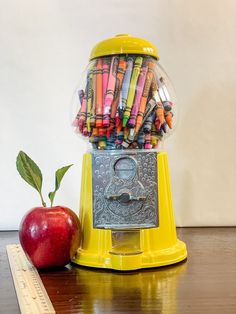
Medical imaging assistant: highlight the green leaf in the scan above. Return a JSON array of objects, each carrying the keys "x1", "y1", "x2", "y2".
[
  {"x1": 16, "y1": 151, "x2": 46, "y2": 207},
  {"x1": 48, "y1": 164, "x2": 73, "y2": 206}
]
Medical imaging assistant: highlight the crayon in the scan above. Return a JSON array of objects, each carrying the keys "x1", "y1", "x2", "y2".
[
  {"x1": 77, "y1": 90, "x2": 87, "y2": 132},
  {"x1": 108, "y1": 57, "x2": 127, "y2": 132},
  {"x1": 127, "y1": 128, "x2": 135, "y2": 143},
  {"x1": 107, "y1": 130, "x2": 116, "y2": 150},
  {"x1": 78, "y1": 89, "x2": 85, "y2": 105},
  {"x1": 98, "y1": 140, "x2": 107, "y2": 150},
  {"x1": 116, "y1": 119, "x2": 122, "y2": 133},
  {"x1": 124, "y1": 126, "x2": 129, "y2": 139},
  {"x1": 95, "y1": 59, "x2": 103, "y2": 127},
  {"x1": 72, "y1": 88, "x2": 86, "y2": 128},
  {"x1": 165, "y1": 111, "x2": 173, "y2": 129},
  {"x1": 155, "y1": 117, "x2": 161, "y2": 131},
  {"x1": 135, "y1": 61, "x2": 155, "y2": 133},
  {"x1": 143, "y1": 110, "x2": 155, "y2": 134},
  {"x1": 157, "y1": 76, "x2": 170, "y2": 102},
  {"x1": 86, "y1": 66, "x2": 94, "y2": 132},
  {"x1": 121, "y1": 127, "x2": 131, "y2": 148},
  {"x1": 140, "y1": 98, "x2": 157, "y2": 131},
  {"x1": 123, "y1": 56, "x2": 143, "y2": 127},
  {"x1": 103, "y1": 56, "x2": 119, "y2": 126},
  {"x1": 163, "y1": 101, "x2": 173, "y2": 112},
  {"x1": 122, "y1": 140, "x2": 130, "y2": 148},
  {"x1": 72, "y1": 89, "x2": 86, "y2": 128},
  {"x1": 89, "y1": 136, "x2": 99, "y2": 143},
  {"x1": 98, "y1": 127, "x2": 107, "y2": 137},
  {"x1": 137, "y1": 128, "x2": 145, "y2": 149},
  {"x1": 157, "y1": 129, "x2": 164, "y2": 139},
  {"x1": 116, "y1": 130, "x2": 124, "y2": 145},
  {"x1": 102, "y1": 57, "x2": 110, "y2": 102},
  {"x1": 151, "y1": 125, "x2": 159, "y2": 147},
  {"x1": 92, "y1": 127, "x2": 98, "y2": 137},
  {"x1": 118, "y1": 57, "x2": 134, "y2": 123},
  {"x1": 156, "y1": 102, "x2": 165, "y2": 126},
  {"x1": 161, "y1": 122, "x2": 168, "y2": 133},
  {"x1": 144, "y1": 133, "x2": 152, "y2": 149},
  {"x1": 129, "y1": 141, "x2": 138, "y2": 149},
  {"x1": 90, "y1": 62, "x2": 97, "y2": 127},
  {"x1": 128, "y1": 60, "x2": 148, "y2": 128}
]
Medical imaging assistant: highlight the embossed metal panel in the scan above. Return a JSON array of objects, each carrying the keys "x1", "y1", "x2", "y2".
[{"x1": 92, "y1": 150, "x2": 158, "y2": 229}]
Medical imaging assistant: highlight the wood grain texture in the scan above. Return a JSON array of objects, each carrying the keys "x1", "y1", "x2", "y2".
[{"x1": 1, "y1": 228, "x2": 236, "y2": 314}]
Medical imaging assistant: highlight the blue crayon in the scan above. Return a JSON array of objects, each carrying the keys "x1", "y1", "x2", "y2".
[
  {"x1": 107, "y1": 130, "x2": 117, "y2": 150},
  {"x1": 137, "y1": 128, "x2": 145, "y2": 148},
  {"x1": 163, "y1": 101, "x2": 172, "y2": 112},
  {"x1": 161, "y1": 122, "x2": 168, "y2": 133},
  {"x1": 143, "y1": 111, "x2": 155, "y2": 134}
]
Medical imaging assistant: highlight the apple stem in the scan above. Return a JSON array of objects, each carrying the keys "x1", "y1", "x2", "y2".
[{"x1": 40, "y1": 193, "x2": 47, "y2": 207}]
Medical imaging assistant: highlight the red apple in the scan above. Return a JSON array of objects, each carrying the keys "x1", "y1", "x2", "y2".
[{"x1": 19, "y1": 206, "x2": 81, "y2": 269}]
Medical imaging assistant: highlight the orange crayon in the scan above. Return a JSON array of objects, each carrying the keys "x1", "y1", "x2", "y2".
[
  {"x1": 165, "y1": 111, "x2": 173, "y2": 129},
  {"x1": 92, "y1": 127, "x2": 99, "y2": 137},
  {"x1": 156, "y1": 102, "x2": 165, "y2": 126}
]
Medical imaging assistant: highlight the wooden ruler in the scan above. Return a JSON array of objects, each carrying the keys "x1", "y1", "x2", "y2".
[{"x1": 6, "y1": 244, "x2": 55, "y2": 314}]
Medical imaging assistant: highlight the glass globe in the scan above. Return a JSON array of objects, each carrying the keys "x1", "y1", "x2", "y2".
[{"x1": 72, "y1": 54, "x2": 177, "y2": 150}]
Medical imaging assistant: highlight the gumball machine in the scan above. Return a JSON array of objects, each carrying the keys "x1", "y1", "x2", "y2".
[{"x1": 72, "y1": 34, "x2": 187, "y2": 270}]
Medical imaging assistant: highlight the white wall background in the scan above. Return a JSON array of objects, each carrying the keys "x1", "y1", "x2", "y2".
[{"x1": 0, "y1": 0, "x2": 236, "y2": 230}]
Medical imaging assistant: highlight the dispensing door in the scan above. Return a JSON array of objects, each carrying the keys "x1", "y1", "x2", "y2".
[{"x1": 92, "y1": 150, "x2": 159, "y2": 230}]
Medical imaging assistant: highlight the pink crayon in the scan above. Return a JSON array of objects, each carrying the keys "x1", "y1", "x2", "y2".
[
  {"x1": 77, "y1": 94, "x2": 87, "y2": 132},
  {"x1": 128, "y1": 61, "x2": 148, "y2": 128},
  {"x1": 72, "y1": 89, "x2": 85, "y2": 127},
  {"x1": 103, "y1": 56, "x2": 119, "y2": 127},
  {"x1": 144, "y1": 133, "x2": 152, "y2": 149},
  {"x1": 72, "y1": 91, "x2": 87, "y2": 131}
]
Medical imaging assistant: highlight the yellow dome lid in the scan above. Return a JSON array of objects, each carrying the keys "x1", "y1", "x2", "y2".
[{"x1": 89, "y1": 34, "x2": 159, "y2": 61}]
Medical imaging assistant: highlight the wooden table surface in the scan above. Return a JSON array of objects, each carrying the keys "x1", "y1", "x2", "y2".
[{"x1": 1, "y1": 228, "x2": 236, "y2": 314}]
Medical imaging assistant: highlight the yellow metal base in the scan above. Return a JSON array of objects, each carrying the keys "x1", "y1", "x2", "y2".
[{"x1": 73, "y1": 151, "x2": 187, "y2": 271}]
